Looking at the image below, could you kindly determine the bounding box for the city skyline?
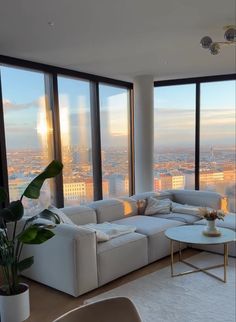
[1,65,235,212]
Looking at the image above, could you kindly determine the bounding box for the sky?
[0,65,235,150]
[1,66,128,149]
[154,82,236,148]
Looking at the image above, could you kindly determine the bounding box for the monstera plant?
[0,160,63,322]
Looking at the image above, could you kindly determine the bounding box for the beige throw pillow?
[144,197,171,215]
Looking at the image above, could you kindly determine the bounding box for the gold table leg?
[170,240,228,283]
[224,243,228,282]
[170,240,174,277]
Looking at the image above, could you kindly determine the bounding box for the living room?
[0,1,235,322]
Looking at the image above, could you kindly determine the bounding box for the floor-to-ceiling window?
[99,84,130,198]
[0,66,54,206]
[154,77,236,212]
[0,57,132,208]
[58,76,93,206]
[200,80,236,212]
[154,84,196,191]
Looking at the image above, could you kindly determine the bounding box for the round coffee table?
[165,225,236,283]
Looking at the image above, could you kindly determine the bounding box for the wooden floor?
[24,249,200,322]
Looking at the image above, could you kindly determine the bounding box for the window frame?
[0,55,133,207]
[154,73,236,191]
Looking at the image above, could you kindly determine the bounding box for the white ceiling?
[0,0,235,81]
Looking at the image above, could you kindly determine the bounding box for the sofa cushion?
[145,197,171,215]
[97,232,148,286]
[60,205,97,225]
[89,197,137,223]
[132,191,172,201]
[82,222,136,242]
[113,215,184,263]
[169,189,222,209]
[113,215,182,236]
[154,212,200,224]
[194,213,236,231]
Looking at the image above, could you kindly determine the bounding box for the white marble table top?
[165,225,236,245]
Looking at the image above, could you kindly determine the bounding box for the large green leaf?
[0,187,7,203]
[38,209,61,224]
[28,228,55,244]
[22,160,63,199]
[17,256,34,272]
[18,225,55,244]
[17,226,38,243]
[0,200,24,222]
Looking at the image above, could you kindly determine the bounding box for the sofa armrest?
[21,223,98,297]
[167,189,224,210]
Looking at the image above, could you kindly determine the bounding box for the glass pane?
[200,80,236,212]
[99,84,129,198]
[1,66,54,203]
[58,76,93,206]
[154,85,196,190]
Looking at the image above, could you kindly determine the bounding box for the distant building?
[153,173,185,190]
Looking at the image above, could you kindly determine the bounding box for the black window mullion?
[45,73,64,208]
[128,88,135,195]
[0,70,9,206]
[90,81,103,201]
[195,82,200,190]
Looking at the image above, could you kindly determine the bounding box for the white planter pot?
[0,283,30,322]
[202,219,221,237]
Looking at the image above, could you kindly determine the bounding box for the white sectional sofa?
[21,189,236,297]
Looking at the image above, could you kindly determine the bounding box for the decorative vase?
[0,283,30,322]
[202,219,221,237]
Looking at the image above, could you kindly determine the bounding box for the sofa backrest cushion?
[169,189,223,210]
[132,191,172,201]
[61,206,97,225]
[88,197,138,223]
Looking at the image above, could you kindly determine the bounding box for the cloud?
[3,98,40,111]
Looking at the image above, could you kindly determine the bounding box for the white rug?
[86,252,236,322]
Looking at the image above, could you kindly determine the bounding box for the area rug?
[86,252,236,322]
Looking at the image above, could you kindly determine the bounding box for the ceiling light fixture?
[48,21,55,27]
[200,25,236,55]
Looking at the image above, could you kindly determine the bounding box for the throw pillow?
[171,202,201,217]
[144,197,171,215]
[136,199,147,215]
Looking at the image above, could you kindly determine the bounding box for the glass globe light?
[209,42,220,55]
[224,28,236,42]
[200,36,213,49]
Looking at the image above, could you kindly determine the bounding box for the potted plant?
[199,207,226,237]
[0,160,63,322]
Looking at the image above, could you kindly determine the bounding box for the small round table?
[165,225,236,283]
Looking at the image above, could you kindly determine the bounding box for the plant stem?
[12,221,17,243]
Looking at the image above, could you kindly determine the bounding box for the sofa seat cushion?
[113,216,184,263]
[97,232,148,286]
[155,212,200,224]
[194,213,236,231]
[113,215,182,236]
[82,222,136,242]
